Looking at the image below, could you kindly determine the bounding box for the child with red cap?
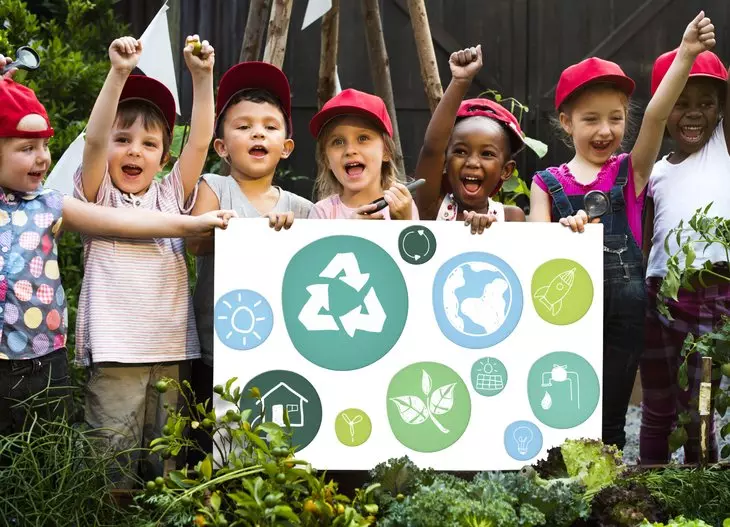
[414,45,530,233]
[308,89,417,220]
[0,59,235,438]
[642,48,730,464]
[529,12,716,451]
[73,35,217,484]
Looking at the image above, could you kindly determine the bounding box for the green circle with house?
[240,370,322,450]
[282,236,408,371]
[531,259,593,325]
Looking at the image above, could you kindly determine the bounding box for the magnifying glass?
[2,46,41,75]
[583,190,610,220]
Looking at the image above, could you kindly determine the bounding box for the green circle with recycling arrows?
[398,225,437,265]
[282,236,408,371]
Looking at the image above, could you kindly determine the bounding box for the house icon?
[253,382,309,428]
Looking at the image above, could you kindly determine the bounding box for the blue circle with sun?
[214,290,274,350]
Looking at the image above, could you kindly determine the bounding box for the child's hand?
[463,210,496,235]
[558,210,600,233]
[0,54,15,79]
[681,11,715,56]
[109,36,142,73]
[449,45,482,82]
[351,203,385,220]
[266,211,294,231]
[184,35,215,77]
[385,182,414,220]
[191,210,238,235]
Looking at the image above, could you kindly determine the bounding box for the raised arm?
[177,36,215,201]
[81,37,142,202]
[414,45,482,220]
[630,11,715,195]
[187,180,221,255]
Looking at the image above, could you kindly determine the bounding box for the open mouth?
[460,175,483,194]
[345,162,365,177]
[122,164,143,176]
[679,125,704,144]
[249,145,268,158]
[28,170,44,179]
[590,140,612,152]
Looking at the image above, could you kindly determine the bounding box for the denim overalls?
[538,157,646,449]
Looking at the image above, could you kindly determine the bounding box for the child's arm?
[414,45,482,220]
[177,36,215,202]
[81,37,142,202]
[61,196,235,238]
[187,180,221,255]
[724,65,730,148]
[630,12,715,195]
[643,197,655,269]
[504,206,525,222]
[528,181,552,222]
[385,182,416,220]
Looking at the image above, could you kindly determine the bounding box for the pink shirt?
[309,194,420,220]
[532,153,645,243]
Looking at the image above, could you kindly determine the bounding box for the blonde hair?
[313,116,401,201]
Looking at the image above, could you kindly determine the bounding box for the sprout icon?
[513,425,534,455]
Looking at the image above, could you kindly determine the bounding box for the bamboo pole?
[262,0,294,69]
[699,356,713,465]
[317,0,340,109]
[240,0,271,62]
[406,0,443,113]
[360,0,405,179]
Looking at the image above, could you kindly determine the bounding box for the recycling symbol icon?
[298,252,387,337]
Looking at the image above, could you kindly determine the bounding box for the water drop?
[541,391,552,410]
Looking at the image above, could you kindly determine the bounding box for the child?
[414,45,526,233]
[529,12,715,450]
[0,62,234,437]
[72,35,215,483]
[308,89,417,220]
[189,62,312,454]
[641,48,728,464]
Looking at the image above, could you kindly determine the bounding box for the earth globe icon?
[433,252,523,348]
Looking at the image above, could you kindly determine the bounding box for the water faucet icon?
[541,364,580,409]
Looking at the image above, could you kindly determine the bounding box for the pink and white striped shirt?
[72,163,200,365]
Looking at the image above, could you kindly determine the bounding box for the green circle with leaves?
[334,408,372,447]
[387,362,471,452]
[531,259,593,325]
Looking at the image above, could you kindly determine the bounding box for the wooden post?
[240,0,271,62]
[262,0,294,69]
[317,0,340,109]
[360,0,405,179]
[406,0,443,113]
[699,356,713,465]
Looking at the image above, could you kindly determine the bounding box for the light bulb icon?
[513,425,534,455]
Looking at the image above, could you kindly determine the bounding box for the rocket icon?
[533,268,576,316]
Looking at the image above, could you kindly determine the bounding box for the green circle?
[282,236,408,371]
[334,408,372,446]
[531,259,593,325]
[527,352,600,429]
[240,370,322,450]
[398,225,437,265]
[470,357,507,396]
[387,362,471,452]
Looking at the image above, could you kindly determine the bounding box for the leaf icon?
[390,396,429,425]
[421,370,432,396]
[429,383,456,415]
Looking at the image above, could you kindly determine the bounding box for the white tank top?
[436,193,505,222]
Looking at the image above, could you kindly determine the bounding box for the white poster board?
[213,220,603,471]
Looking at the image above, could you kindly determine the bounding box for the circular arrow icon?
[398,225,437,265]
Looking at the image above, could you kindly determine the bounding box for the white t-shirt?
[646,122,730,278]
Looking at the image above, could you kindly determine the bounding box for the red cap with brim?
[0,78,54,138]
[456,98,526,153]
[555,57,635,110]
[215,61,292,137]
[310,89,393,138]
[120,75,176,133]
[651,49,727,95]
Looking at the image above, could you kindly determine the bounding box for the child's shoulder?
[279,189,314,218]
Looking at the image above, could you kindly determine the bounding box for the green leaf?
[720,421,730,438]
[225,377,238,395]
[668,426,688,452]
[210,491,221,512]
[721,444,730,459]
[677,411,692,426]
[523,136,548,158]
[678,362,689,390]
[273,505,299,522]
[200,454,213,481]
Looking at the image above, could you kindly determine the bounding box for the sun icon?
[214,290,274,350]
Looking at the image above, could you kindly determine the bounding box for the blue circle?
[7,253,24,275]
[504,420,543,461]
[432,252,523,348]
[214,290,274,350]
[7,331,28,353]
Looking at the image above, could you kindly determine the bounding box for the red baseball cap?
[215,61,292,137]
[309,89,393,138]
[120,75,176,133]
[651,49,727,95]
[456,98,526,153]
[555,57,635,110]
[0,78,53,138]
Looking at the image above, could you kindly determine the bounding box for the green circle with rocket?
[531,259,593,325]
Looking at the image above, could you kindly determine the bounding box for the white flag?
[334,65,342,95]
[302,0,332,30]
[44,131,85,195]
[138,0,181,114]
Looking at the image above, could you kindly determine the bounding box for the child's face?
[324,116,388,198]
[214,99,293,180]
[666,78,722,155]
[560,87,627,166]
[107,116,166,195]
[445,117,514,210]
[0,137,51,193]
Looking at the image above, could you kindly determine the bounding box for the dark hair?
[115,99,171,163]
[216,88,290,138]
[453,115,516,159]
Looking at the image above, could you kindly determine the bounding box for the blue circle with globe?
[432,252,523,348]
[214,289,274,350]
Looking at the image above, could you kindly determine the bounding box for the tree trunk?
[263,0,294,69]
[240,0,271,62]
[699,356,713,466]
[360,0,406,179]
[407,0,442,113]
[317,0,340,109]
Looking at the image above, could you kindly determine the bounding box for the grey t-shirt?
[193,173,313,365]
